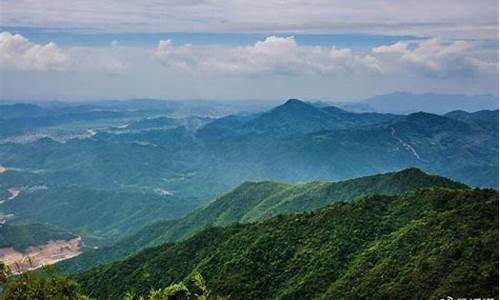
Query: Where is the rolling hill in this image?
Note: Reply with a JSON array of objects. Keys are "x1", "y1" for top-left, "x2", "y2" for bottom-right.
[
  {"x1": 445, "y1": 109, "x2": 499, "y2": 131},
  {"x1": 56, "y1": 168, "x2": 467, "y2": 274},
  {"x1": 76, "y1": 187, "x2": 498, "y2": 299}
]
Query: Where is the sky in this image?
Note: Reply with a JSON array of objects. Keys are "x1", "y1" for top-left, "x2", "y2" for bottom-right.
[{"x1": 0, "y1": 0, "x2": 498, "y2": 102}]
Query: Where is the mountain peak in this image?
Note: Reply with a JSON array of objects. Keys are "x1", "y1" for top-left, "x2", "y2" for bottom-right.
[
  {"x1": 405, "y1": 111, "x2": 451, "y2": 124},
  {"x1": 284, "y1": 98, "x2": 306, "y2": 105},
  {"x1": 274, "y1": 99, "x2": 319, "y2": 113},
  {"x1": 279, "y1": 99, "x2": 316, "y2": 110},
  {"x1": 260, "y1": 98, "x2": 321, "y2": 117},
  {"x1": 397, "y1": 167, "x2": 426, "y2": 176}
]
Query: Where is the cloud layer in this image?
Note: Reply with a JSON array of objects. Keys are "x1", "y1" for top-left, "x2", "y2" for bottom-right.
[
  {"x1": 154, "y1": 36, "x2": 381, "y2": 76},
  {"x1": 1, "y1": 0, "x2": 498, "y2": 39},
  {"x1": 373, "y1": 39, "x2": 498, "y2": 77},
  {"x1": 2, "y1": 32, "x2": 496, "y2": 78},
  {"x1": 1, "y1": 31, "x2": 496, "y2": 79},
  {"x1": 1, "y1": 32, "x2": 497, "y2": 101},
  {"x1": 153, "y1": 36, "x2": 497, "y2": 77}
]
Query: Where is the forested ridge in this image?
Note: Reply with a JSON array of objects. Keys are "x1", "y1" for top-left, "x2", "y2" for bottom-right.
[{"x1": 76, "y1": 188, "x2": 498, "y2": 299}]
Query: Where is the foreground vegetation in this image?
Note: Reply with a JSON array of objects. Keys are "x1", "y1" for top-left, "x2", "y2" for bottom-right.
[
  {"x1": 0, "y1": 264, "x2": 89, "y2": 300},
  {"x1": 0, "y1": 264, "x2": 221, "y2": 300}
]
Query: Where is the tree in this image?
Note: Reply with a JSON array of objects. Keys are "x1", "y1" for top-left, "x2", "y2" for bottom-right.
[
  {"x1": 1, "y1": 266, "x2": 89, "y2": 300},
  {"x1": 0, "y1": 262, "x2": 10, "y2": 284},
  {"x1": 124, "y1": 272, "x2": 225, "y2": 300}
]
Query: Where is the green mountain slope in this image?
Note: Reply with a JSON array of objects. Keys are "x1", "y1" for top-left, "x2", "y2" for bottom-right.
[
  {"x1": 1, "y1": 186, "x2": 194, "y2": 246},
  {"x1": 57, "y1": 168, "x2": 467, "y2": 274},
  {"x1": 169, "y1": 168, "x2": 467, "y2": 235},
  {"x1": 76, "y1": 188, "x2": 498, "y2": 299},
  {"x1": 0, "y1": 223, "x2": 76, "y2": 252}
]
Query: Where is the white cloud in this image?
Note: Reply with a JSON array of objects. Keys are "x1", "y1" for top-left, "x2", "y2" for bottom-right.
[
  {"x1": 353, "y1": 55, "x2": 382, "y2": 74},
  {"x1": 372, "y1": 42, "x2": 408, "y2": 55},
  {"x1": 372, "y1": 39, "x2": 498, "y2": 76},
  {"x1": 1, "y1": 33, "x2": 497, "y2": 101},
  {"x1": 0, "y1": 32, "x2": 128, "y2": 74},
  {"x1": 0, "y1": 32, "x2": 71, "y2": 71},
  {"x1": 153, "y1": 36, "x2": 496, "y2": 78},
  {"x1": 154, "y1": 39, "x2": 197, "y2": 71},
  {"x1": 200, "y1": 36, "x2": 308, "y2": 75},
  {"x1": 154, "y1": 36, "x2": 381, "y2": 76}
]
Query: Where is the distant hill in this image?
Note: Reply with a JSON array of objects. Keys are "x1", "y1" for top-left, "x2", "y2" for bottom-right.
[
  {"x1": 125, "y1": 116, "x2": 179, "y2": 130},
  {"x1": 199, "y1": 99, "x2": 400, "y2": 137},
  {"x1": 56, "y1": 168, "x2": 467, "y2": 274},
  {"x1": 197, "y1": 100, "x2": 497, "y2": 187},
  {"x1": 76, "y1": 188, "x2": 498, "y2": 299},
  {"x1": 445, "y1": 110, "x2": 499, "y2": 131},
  {"x1": 0, "y1": 104, "x2": 44, "y2": 119},
  {"x1": 0, "y1": 103, "x2": 127, "y2": 139},
  {"x1": 335, "y1": 102, "x2": 376, "y2": 113},
  {"x1": 359, "y1": 92, "x2": 498, "y2": 114}
]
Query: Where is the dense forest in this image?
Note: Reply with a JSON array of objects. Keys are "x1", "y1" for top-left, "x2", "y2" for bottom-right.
[
  {"x1": 56, "y1": 168, "x2": 467, "y2": 275},
  {"x1": 75, "y1": 188, "x2": 498, "y2": 299}
]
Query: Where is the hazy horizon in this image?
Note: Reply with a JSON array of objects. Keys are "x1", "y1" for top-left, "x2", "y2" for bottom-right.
[{"x1": 0, "y1": 90, "x2": 499, "y2": 105}]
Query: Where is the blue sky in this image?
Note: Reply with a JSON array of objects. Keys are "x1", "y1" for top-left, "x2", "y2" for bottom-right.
[
  {"x1": 0, "y1": 26, "x2": 426, "y2": 48},
  {"x1": 0, "y1": 0, "x2": 498, "y2": 101}
]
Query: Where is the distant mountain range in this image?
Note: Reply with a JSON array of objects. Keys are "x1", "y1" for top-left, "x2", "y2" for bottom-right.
[
  {"x1": 196, "y1": 99, "x2": 497, "y2": 187},
  {"x1": 0, "y1": 98, "x2": 497, "y2": 252},
  {"x1": 336, "y1": 92, "x2": 499, "y2": 114}
]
